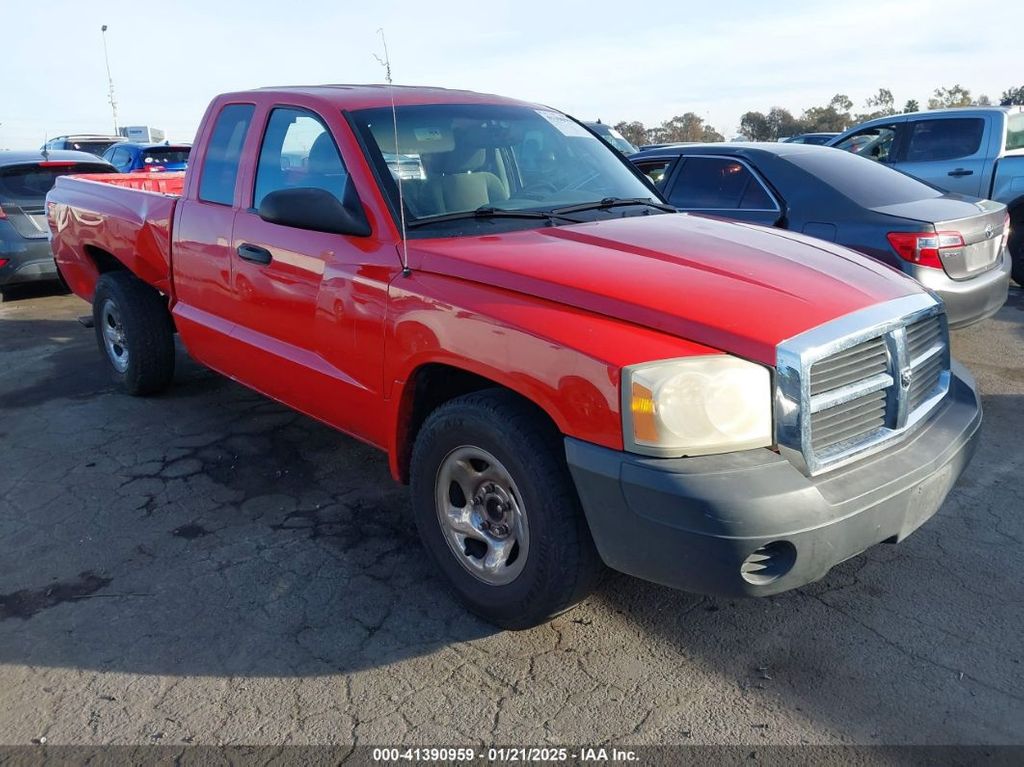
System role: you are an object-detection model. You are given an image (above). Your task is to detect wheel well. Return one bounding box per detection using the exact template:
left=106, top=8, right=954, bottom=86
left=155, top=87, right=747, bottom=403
left=84, top=245, right=128, bottom=274
left=395, top=363, right=560, bottom=484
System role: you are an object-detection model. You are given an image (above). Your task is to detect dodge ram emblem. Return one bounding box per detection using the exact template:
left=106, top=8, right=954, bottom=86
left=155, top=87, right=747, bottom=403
left=900, top=369, right=913, bottom=389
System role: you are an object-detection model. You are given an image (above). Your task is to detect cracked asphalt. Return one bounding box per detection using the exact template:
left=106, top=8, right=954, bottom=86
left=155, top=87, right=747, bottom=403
left=0, top=285, right=1022, bottom=747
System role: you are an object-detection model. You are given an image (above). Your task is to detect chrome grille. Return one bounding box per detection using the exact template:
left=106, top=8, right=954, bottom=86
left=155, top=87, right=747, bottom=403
left=776, top=295, right=951, bottom=476
left=810, top=388, right=887, bottom=452
left=809, top=336, right=888, bottom=396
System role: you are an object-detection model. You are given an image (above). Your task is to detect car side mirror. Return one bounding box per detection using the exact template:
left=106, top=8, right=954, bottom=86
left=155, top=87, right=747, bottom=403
left=258, top=186, right=371, bottom=237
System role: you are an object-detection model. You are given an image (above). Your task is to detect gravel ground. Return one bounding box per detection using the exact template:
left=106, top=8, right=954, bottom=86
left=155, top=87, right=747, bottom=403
left=0, top=285, right=1021, bottom=747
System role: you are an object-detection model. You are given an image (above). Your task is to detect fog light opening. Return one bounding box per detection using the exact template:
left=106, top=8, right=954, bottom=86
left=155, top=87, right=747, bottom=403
left=741, top=541, right=797, bottom=585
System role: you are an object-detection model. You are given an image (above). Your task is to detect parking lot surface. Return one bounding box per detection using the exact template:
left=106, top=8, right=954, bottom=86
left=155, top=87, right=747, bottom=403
left=1, top=286, right=1022, bottom=746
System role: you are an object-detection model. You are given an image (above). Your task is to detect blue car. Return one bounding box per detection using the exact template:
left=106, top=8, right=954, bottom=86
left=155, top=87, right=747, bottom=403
left=101, top=142, right=191, bottom=173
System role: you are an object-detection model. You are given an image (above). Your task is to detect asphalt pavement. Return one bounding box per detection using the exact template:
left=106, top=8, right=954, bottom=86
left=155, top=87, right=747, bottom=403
left=1, top=285, right=1021, bottom=746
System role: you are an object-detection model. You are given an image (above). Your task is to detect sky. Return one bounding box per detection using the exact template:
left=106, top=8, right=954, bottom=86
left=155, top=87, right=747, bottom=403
left=1, top=0, right=1020, bottom=149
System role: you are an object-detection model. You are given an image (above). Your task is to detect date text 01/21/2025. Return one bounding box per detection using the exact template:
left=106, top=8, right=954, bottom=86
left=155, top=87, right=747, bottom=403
left=370, top=747, right=639, bottom=762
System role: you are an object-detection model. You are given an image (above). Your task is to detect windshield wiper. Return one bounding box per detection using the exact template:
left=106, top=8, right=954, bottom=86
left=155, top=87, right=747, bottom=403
left=550, top=197, right=677, bottom=215
left=406, top=206, right=578, bottom=229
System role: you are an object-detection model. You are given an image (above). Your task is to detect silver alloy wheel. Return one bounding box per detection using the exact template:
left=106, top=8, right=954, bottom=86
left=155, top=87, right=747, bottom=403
left=434, top=445, right=530, bottom=586
left=100, top=299, right=129, bottom=373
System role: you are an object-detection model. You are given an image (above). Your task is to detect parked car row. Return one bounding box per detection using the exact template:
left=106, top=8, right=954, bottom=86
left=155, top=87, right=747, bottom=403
left=828, top=106, right=1024, bottom=284
left=630, top=142, right=1010, bottom=328
left=1, top=137, right=191, bottom=298
left=0, top=150, right=116, bottom=296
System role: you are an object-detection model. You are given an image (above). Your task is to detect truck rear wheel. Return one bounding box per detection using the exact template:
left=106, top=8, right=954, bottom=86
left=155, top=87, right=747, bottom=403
left=410, top=390, right=604, bottom=629
left=1011, top=209, right=1024, bottom=286
left=92, top=272, right=175, bottom=396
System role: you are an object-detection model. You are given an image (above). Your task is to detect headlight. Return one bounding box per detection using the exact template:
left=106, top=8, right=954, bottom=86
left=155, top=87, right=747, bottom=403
left=622, top=356, right=773, bottom=457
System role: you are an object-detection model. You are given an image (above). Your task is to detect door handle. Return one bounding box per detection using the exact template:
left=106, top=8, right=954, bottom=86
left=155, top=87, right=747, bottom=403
left=236, top=243, right=272, bottom=265
left=947, top=168, right=974, bottom=177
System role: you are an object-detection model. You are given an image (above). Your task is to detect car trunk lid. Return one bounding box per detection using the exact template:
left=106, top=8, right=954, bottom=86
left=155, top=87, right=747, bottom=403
left=873, top=196, right=1007, bottom=279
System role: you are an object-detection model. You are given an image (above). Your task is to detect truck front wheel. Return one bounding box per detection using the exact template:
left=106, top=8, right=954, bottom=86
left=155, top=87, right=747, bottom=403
left=92, top=272, right=175, bottom=396
left=410, top=390, right=604, bottom=629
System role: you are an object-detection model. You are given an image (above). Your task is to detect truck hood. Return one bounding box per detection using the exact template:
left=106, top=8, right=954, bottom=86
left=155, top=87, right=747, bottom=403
left=408, top=213, right=923, bottom=365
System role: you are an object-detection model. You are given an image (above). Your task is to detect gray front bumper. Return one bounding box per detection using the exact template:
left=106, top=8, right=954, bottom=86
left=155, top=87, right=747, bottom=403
left=565, top=364, right=982, bottom=597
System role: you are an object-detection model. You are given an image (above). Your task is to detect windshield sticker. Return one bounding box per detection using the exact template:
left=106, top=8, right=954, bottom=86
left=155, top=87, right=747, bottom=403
left=535, top=110, right=591, bottom=138
left=414, top=127, right=445, bottom=142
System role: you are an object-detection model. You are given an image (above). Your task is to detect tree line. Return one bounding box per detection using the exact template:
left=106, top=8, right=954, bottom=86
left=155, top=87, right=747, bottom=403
left=612, top=84, right=1024, bottom=146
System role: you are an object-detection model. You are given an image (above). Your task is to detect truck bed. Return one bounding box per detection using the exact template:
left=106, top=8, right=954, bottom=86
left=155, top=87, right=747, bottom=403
left=47, top=172, right=185, bottom=299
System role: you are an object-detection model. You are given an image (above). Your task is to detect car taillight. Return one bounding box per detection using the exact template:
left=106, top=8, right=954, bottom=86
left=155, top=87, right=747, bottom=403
left=1000, top=213, right=1010, bottom=252
left=37, top=161, right=78, bottom=167
left=0, top=203, right=6, bottom=219
left=887, top=231, right=964, bottom=269
left=0, top=258, right=8, bottom=268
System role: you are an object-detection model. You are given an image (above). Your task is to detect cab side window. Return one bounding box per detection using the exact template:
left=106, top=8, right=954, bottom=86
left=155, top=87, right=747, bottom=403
left=198, top=104, right=255, bottom=205
left=834, top=124, right=898, bottom=162
left=253, top=108, right=350, bottom=209
left=904, top=118, right=984, bottom=162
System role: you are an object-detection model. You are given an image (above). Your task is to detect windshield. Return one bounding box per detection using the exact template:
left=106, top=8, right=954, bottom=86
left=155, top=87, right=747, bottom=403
left=350, top=103, right=658, bottom=235
left=142, top=147, right=190, bottom=165
left=586, top=123, right=639, bottom=155
left=70, top=141, right=120, bottom=156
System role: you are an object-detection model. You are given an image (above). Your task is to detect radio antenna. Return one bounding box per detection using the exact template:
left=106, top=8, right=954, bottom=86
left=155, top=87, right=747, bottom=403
left=374, top=28, right=410, bottom=276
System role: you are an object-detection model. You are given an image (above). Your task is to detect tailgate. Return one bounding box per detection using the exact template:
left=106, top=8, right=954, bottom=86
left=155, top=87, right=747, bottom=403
left=47, top=172, right=183, bottom=298
left=933, top=206, right=1008, bottom=280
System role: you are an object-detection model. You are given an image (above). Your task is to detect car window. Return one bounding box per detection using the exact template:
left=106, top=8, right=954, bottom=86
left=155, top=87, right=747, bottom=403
left=0, top=163, right=113, bottom=203
left=142, top=147, right=190, bottom=166
left=834, top=125, right=897, bottom=162
left=634, top=160, right=672, bottom=188
left=253, top=107, right=349, bottom=210
left=783, top=148, right=942, bottom=208
left=199, top=103, right=255, bottom=205
left=904, top=118, right=984, bottom=162
left=667, top=157, right=774, bottom=210
left=1007, top=113, right=1024, bottom=151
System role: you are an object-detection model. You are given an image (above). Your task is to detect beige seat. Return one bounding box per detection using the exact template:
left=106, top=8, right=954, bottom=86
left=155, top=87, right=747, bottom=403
left=423, top=147, right=509, bottom=213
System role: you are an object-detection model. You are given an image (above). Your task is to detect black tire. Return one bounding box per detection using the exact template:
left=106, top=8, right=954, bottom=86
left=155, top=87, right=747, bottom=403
left=1011, top=236, right=1024, bottom=287
left=410, top=389, right=604, bottom=629
left=1009, top=208, right=1024, bottom=287
left=92, top=272, right=175, bottom=396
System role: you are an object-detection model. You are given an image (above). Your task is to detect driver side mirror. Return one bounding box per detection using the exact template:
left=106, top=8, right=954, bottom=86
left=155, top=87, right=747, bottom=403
left=258, top=186, right=371, bottom=237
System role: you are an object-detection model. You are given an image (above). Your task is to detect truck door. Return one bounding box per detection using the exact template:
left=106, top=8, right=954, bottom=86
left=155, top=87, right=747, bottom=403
left=227, top=105, right=396, bottom=446
left=893, top=116, right=987, bottom=197
left=171, top=102, right=256, bottom=372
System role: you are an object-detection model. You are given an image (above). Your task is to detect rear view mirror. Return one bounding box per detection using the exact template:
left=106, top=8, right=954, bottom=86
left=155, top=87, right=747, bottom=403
left=258, top=187, right=371, bottom=237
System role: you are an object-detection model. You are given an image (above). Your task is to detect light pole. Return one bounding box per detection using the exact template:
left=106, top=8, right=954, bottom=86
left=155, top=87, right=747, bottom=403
left=101, top=24, right=118, bottom=135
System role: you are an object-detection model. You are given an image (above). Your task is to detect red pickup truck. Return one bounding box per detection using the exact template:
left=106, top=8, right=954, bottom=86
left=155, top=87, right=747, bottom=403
left=47, top=85, right=982, bottom=629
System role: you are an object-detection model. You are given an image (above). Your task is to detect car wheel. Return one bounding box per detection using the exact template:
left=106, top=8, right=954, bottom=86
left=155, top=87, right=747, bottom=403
left=92, top=272, right=175, bottom=396
left=410, top=389, right=604, bottom=630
